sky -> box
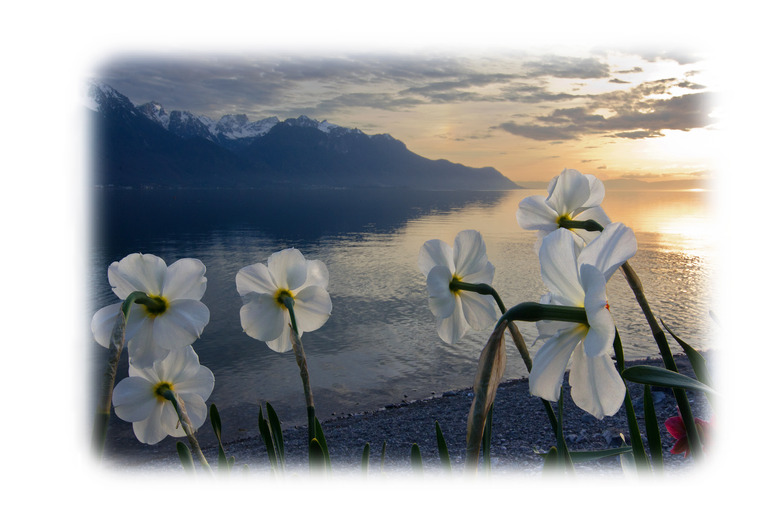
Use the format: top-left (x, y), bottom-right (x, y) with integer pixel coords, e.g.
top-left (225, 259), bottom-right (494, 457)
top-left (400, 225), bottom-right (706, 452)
top-left (92, 48), bottom-right (717, 184)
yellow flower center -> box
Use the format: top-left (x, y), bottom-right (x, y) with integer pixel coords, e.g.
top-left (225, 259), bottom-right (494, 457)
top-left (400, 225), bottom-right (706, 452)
top-left (557, 214), bottom-right (572, 227)
top-left (154, 381), bottom-right (174, 401)
top-left (142, 294), bottom-right (169, 317)
top-left (274, 288), bottom-right (295, 309)
top-left (449, 274), bottom-right (463, 294)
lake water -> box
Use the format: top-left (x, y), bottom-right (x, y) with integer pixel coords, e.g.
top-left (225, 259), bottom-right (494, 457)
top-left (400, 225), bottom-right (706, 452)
top-left (88, 187), bottom-right (715, 448)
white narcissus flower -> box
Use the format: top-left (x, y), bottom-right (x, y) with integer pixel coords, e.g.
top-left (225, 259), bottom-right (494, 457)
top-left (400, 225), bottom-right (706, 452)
top-left (517, 168), bottom-right (611, 245)
top-left (91, 253), bottom-right (210, 368)
top-left (236, 248), bottom-right (332, 353)
top-left (418, 230), bottom-right (497, 345)
top-left (112, 344), bottom-right (214, 445)
top-left (529, 223), bottom-right (637, 419)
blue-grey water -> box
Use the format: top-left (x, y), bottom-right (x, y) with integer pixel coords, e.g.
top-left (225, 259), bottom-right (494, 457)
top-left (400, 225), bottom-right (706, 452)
top-left (88, 187), bottom-right (715, 451)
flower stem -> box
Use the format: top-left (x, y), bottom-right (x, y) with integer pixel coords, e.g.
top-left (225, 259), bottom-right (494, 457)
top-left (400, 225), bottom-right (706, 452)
top-left (452, 281), bottom-right (560, 436)
top-left (612, 329), bottom-right (651, 472)
top-left (159, 388), bottom-right (211, 472)
top-left (91, 291), bottom-right (147, 457)
top-left (281, 296), bottom-right (317, 442)
top-left (620, 262), bottom-right (703, 459)
top-left (557, 219), bottom-right (605, 232)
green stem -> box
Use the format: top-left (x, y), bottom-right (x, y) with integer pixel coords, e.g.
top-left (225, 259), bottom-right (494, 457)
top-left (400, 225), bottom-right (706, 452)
top-left (620, 262), bottom-right (702, 460)
top-left (449, 280), bottom-right (507, 313)
top-left (556, 388), bottom-right (573, 472)
top-left (453, 282), bottom-right (560, 437)
top-left (557, 218), bottom-right (605, 232)
top-left (158, 388), bottom-right (211, 472)
top-left (92, 290), bottom-right (148, 457)
top-left (281, 296), bottom-right (317, 442)
top-left (501, 301), bottom-right (588, 325)
top-left (612, 330), bottom-right (651, 472)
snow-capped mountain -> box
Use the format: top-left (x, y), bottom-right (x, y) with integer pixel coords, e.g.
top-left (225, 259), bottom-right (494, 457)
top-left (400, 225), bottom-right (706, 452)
top-left (86, 80), bottom-right (520, 190)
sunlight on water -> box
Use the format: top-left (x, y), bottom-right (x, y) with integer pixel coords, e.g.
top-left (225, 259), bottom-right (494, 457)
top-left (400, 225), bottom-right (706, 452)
top-left (90, 187), bottom-right (715, 449)
top-left (601, 189), bottom-right (716, 257)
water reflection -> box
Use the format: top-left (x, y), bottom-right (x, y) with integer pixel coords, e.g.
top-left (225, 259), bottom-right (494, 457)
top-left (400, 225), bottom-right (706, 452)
top-left (600, 189), bottom-right (716, 256)
top-left (91, 187), bottom-right (714, 456)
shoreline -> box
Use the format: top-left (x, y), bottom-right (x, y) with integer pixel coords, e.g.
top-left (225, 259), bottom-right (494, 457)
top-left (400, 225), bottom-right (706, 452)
top-left (98, 353), bottom-right (713, 475)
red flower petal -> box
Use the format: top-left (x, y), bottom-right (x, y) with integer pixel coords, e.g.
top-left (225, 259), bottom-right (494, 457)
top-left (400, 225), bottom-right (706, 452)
top-left (665, 416), bottom-right (686, 439)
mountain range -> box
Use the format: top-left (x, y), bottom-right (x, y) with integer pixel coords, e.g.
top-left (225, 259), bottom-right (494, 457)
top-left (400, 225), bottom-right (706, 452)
top-left (87, 81), bottom-right (519, 190)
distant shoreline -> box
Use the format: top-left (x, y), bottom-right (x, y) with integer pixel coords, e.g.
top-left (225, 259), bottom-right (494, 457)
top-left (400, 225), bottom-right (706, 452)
top-left (516, 178), bottom-right (710, 191)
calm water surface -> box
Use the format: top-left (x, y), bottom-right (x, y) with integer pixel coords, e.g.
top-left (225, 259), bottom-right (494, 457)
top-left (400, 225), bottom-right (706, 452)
top-left (89, 187), bottom-right (715, 450)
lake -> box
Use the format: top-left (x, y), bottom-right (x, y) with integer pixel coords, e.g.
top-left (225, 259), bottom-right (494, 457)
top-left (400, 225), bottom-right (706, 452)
top-left (88, 186), bottom-right (715, 450)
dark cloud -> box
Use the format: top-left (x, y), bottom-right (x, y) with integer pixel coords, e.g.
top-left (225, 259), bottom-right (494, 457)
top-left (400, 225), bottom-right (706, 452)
top-left (495, 122), bottom-right (581, 141)
top-left (522, 55), bottom-right (611, 79)
top-left (498, 88), bottom-right (714, 142)
top-left (315, 92), bottom-right (425, 112)
top-left (96, 54), bottom-right (476, 116)
top-left (95, 53), bottom-right (621, 119)
top-left (613, 130), bottom-right (665, 139)
top-left (677, 80), bottom-right (707, 90)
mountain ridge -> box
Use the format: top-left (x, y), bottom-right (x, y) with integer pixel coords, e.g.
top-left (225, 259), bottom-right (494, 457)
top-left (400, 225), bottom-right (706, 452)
top-left (88, 81), bottom-right (519, 191)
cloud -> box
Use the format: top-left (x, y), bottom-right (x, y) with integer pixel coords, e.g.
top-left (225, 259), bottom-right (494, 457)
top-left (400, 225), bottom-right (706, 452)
top-left (636, 49), bottom-right (705, 65)
top-left (496, 71), bottom-right (715, 143)
top-left (314, 92), bottom-right (425, 112)
top-left (522, 55), bottom-right (611, 79)
top-left (616, 66), bottom-right (643, 74)
top-left (495, 122), bottom-right (581, 141)
top-left (613, 130), bottom-right (665, 139)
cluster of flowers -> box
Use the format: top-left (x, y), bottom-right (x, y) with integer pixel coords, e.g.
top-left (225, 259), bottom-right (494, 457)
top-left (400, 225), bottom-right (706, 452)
top-left (91, 249), bottom-right (332, 446)
top-left (419, 168), bottom-right (634, 419)
top-left (92, 167), bottom-right (708, 469)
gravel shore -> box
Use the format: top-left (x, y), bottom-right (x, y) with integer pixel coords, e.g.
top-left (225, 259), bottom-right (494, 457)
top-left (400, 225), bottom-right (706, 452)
top-left (98, 352), bottom-right (713, 476)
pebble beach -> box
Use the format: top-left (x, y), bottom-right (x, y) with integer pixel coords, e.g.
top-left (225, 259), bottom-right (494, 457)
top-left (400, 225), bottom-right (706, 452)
top-left (97, 353), bottom-right (714, 476)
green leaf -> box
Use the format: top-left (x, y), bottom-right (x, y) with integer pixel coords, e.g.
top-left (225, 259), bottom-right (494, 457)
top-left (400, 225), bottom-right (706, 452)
top-left (176, 441), bottom-right (195, 472)
top-left (643, 385), bottom-right (664, 470)
top-left (266, 402), bottom-right (286, 468)
top-left (314, 417), bottom-right (331, 469)
top-left (542, 447), bottom-right (559, 472)
top-left (308, 438), bottom-right (326, 473)
top-left (434, 421), bottom-right (451, 472)
top-left (622, 365), bottom-right (717, 395)
top-left (361, 443), bottom-right (370, 475)
top-left (258, 408), bottom-right (279, 471)
top-left (210, 404), bottom-right (230, 471)
top-left (535, 446), bottom-right (633, 460)
top-left (555, 388), bottom-right (573, 471)
top-left (661, 319), bottom-right (713, 387)
top-left (466, 322), bottom-right (507, 470)
top-left (410, 443), bottom-right (423, 473)
top-left (380, 441), bottom-right (387, 470)
top-left (562, 446), bottom-right (633, 463)
top-left (210, 403), bottom-right (222, 442)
